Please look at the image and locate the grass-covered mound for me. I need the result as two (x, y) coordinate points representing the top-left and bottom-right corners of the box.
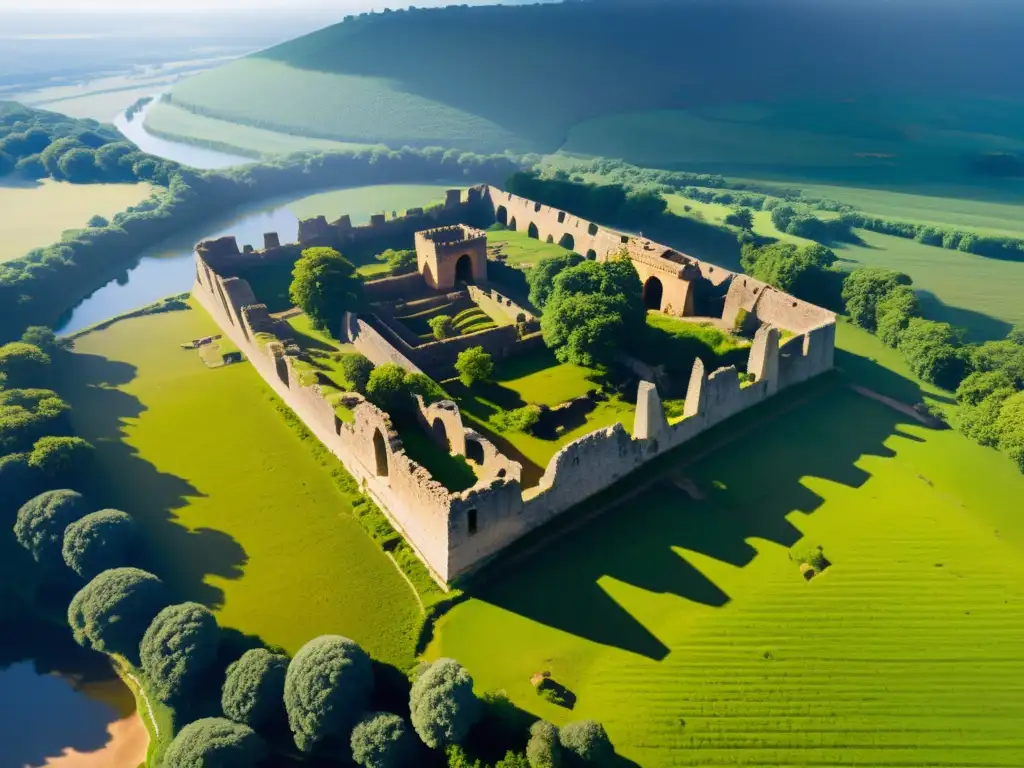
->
(160, 2), (1024, 160)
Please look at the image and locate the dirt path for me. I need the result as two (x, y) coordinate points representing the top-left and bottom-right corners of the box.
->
(848, 383), (936, 425)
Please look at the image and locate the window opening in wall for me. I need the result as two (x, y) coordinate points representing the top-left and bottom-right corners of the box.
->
(373, 428), (389, 477)
(468, 508), (478, 535)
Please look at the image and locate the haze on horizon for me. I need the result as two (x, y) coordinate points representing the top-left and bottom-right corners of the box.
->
(0, 0), (516, 11)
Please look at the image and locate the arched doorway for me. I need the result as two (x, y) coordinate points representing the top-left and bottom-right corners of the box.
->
(496, 206), (508, 226)
(372, 428), (389, 477)
(643, 276), (664, 310)
(527, 222), (539, 240)
(559, 233), (575, 251)
(465, 438), (485, 464)
(432, 418), (451, 451)
(545, 234), (554, 244)
(455, 254), (474, 283)
(508, 216), (517, 231)
(585, 249), (597, 261)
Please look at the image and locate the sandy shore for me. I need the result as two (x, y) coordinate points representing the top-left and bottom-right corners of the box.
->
(42, 713), (148, 768)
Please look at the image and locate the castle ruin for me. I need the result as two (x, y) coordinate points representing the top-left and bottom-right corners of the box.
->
(193, 185), (836, 586)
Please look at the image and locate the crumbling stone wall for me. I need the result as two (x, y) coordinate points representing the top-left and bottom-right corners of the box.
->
(415, 225), (489, 290)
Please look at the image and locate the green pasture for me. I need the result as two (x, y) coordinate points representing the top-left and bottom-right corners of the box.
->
(430, 326), (1024, 767)
(56, 304), (420, 668)
(487, 228), (575, 267)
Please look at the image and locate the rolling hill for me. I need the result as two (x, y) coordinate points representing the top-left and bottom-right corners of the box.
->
(160, 0), (1024, 164)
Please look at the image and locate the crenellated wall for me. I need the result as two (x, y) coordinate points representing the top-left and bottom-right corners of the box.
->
(192, 183), (837, 586)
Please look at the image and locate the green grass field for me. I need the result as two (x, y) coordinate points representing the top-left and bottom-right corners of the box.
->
(0, 178), (156, 261)
(487, 228), (575, 266)
(56, 304), (420, 668)
(429, 325), (1024, 767)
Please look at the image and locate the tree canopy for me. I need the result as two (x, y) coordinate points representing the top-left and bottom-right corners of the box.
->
(455, 346), (494, 387)
(0, 388), (70, 455)
(221, 648), (289, 730)
(740, 242), (841, 308)
(350, 712), (416, 768)
(140, 602), (221, 703)
(13, 488), (88, 569)
(27, 435), (94, 478)
(558, 720), (614, 766)
(284, 635), (374, 753)
(67, 567), (167, 661)
(340, 353), (374, 393)
(289, 247), (363, 334)
(409, 658), (481, 749)
(841, 268), (912, 332)
(162, 717), (266, 768)
(365, 363), (444, 416)
(0, 342), (51, 388)
(61, 508), (136, 579)
(897, 318), (967, 390)
(527, 252), (584, 309)
(527, 720), (563, 768)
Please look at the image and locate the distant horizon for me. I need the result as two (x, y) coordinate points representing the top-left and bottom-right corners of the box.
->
(0, 0), (536, 11)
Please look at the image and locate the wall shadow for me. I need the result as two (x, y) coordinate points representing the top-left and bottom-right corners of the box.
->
(467, 362), (938, 660)
(55, 351), (248, 611)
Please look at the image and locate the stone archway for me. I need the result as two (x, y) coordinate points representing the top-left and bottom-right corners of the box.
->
(372, 428), (389, 477)
(585, 249), (597, 261)
(432, 418), (451, 451)
(559, 233), (575, 251)
(455, 254), (474, 284)
(496, 205), (508, 225)
(508, 216), (517, 231)
(465, 438), (485, 464)
(545, 234), (554, 244)
(528, 222), (539, 240)
(643, 276), (664, 310)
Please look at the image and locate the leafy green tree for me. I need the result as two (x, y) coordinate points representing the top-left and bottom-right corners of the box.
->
(366, 364), (411, 413)
(61, 509), (136, 579)
(455, 346), (494, 387)
(163, 717), (266, 768)
(40, 137), (85, 177)
(1007, 325), (1024, 346)
(409, 658), (481, 749)
(57, 148), (98, 182)
(21, 326), (70, 353)
(140, 602), (220, 703)
(14, 489), (88, 569)
(350, 712), (416, 768)
(222, 648), (289, 730)
(284, 635), (374, 753)
(841, 268), (912, 331)
(491, 404), (541, 434)
(874, 285), (919, 348)
(28, 436), (94, 478)
(375, 248), (417, 276)
(897, 318), (967, 390)
(527, 253), (583, 309)
(558, 721), (613, 766)
(956, 370), (1015, 407)
(527, 720), (563, 768)
(339, 353), (374, 393)
(958, 388), (1014, 447)
(289, 247), (363, 333)
(997, 391), (1024, 472)
(0, 452), (34, 511)
(67, 567), (167, 661)
(724, 207), (755, 230)
(0, 342), (51, 387)
(430, 314), (456, 341)
(0, 388), (70, 453)
(86, 215), (109, 228)
(969, 340), (1024, 387)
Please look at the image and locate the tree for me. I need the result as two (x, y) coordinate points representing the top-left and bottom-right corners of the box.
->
(491, 404), (541, 434)
(61, 509), (136, 579)
(958, 388), (1014, 447)
(340, 354), (374, 393)
(0, 342), (51, 387)
(284, 635), (374, 753)
(1007, 325), (1024, 346)
(841, 268), (912, 331)
(997, 391), (1024, 472)
(409, 658), (481, 749)
(724, 207), (754, 230)
(222, 648), (289, 730)
(740, 242), (840, 307)
(14, 489), (88, 569)
(969, 340), (1024, 387)
(558, 721), (613, 766)
(289, 247), (362, 333)
(67, 567), (167, 661)
(455, 347), (494, 387)
(28, 436), (94, 478)
(0, 388), (70, 453)
(40, 137), (85, 177)
(897, 318), (967, 390)
(430, 314), (456, 341)
(351, 712), (416, 768)
(527, 253), (583, 309)
(57, 148), (98, 182)
(366, 363), (411, 413)
(21, 326), (70, 353)
(162, 717), (266, 768)
(375, 248), (418, 276)
(87, 215), (109, 228)
(527, 720), (563, 768)
(140, 602), (220, 703)
(874, 285), (919, 348)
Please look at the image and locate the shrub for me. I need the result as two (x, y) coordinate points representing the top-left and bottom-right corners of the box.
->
(350, 712), (416, 768)
(289, 247), (362, 333)
(28, 436), (94, 478)
(14, 489), (88, 569)
(340, 353), (374, 393)
(61, 509), (136, 579)
(558, 721), (613, 765)
(376, 248), (417, 276)
(366, 363), (410, 413)
(527, 720), (563, 768)
(430, 314), (456, 341)
(723, 207), (754, 230)
(455, 346), (494, 387)
(67, 567), (167, 661)
(222, 648), (289, 730)
(140, 602), (220, 703)
(409, 658), (481, 749)
(163, 717), (266, 768)
(491, 405), (542, 434)
(284, 635), (374, 753)
(0, 342), (51, 387)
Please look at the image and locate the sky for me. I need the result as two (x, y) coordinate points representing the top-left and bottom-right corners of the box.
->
(0, 0), (503, 10)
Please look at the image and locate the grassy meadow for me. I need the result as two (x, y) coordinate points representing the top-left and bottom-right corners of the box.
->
(56, 304), (421, 668)
(487, 228), (574, 267)
(0, 179), (156, 261)
(430, 325), (1024, 767)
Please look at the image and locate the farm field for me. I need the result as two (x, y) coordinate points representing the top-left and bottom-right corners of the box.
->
(429, 326), (1024, 767)
(0, 179), (156, 261)
(56, 303), (421, 668)
(284, 184), (455, 223)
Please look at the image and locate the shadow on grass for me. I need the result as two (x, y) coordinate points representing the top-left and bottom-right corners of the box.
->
(55, 352), (248, 611)
(915, 290), (1014, 343)
(466, 355), (942, 660)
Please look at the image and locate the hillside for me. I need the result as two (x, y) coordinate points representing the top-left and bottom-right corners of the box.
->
(162, 0), (1024, 164)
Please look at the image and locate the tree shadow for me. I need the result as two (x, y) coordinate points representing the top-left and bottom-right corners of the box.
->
(466, 362), (940, 660)
(915, 290), (1013, 342)
(54, 351), (248, 611)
